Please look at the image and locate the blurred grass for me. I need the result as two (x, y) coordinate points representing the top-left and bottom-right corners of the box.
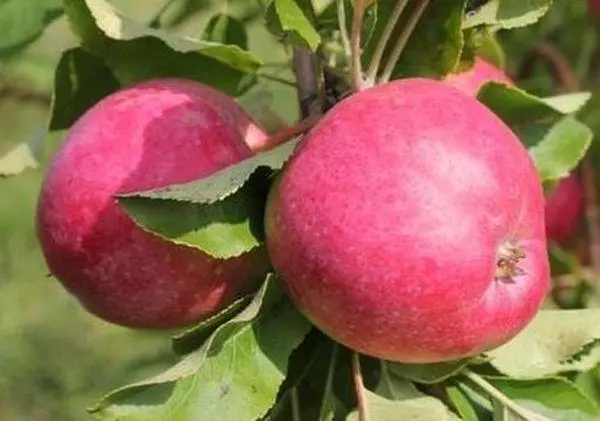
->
(0, 1), (298, 420)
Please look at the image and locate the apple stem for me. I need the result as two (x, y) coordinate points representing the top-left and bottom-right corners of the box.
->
(251, 114), (320, 154)
(462, 370), (539, 419)
(337, 0), (352, 63)
(352, 352), (371, 421)
(378, 0), (431, 84)
(364, 0), (410, 86)
(291, 387), (302, 421)
(350, 1), (368, 91)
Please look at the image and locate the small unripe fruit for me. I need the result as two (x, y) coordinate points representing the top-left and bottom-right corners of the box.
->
(444, 57), (514, 95)
(266, 79), (549, 363)
(37, 78), (269, 329)
(544, 174), (584, 243)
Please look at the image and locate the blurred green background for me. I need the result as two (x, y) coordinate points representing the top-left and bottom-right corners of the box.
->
(0, 1), (298, 420)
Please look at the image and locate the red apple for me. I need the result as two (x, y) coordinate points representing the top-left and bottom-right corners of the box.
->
(589, 0), (600, 17)
(265, 79), (549, 363)
(545, 174), (584, 243)
(444, 57), (514, 96)
(37, 78), (270, 329)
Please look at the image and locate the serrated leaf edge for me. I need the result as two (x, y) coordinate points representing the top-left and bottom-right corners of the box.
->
(89, 276), (279, 413)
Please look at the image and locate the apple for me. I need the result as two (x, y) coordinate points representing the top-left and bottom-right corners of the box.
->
(589, 0), (600, 17)
(265, 78), (549, 363)
(444, 57), (514, 95)
(37, 78), (270, 329)
(444, 59), (584, 244)
(545, 174), (584, 243)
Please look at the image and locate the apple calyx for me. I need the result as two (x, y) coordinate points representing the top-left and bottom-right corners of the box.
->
(495, 242), (526, 282)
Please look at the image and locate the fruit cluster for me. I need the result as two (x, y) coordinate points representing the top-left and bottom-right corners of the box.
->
(36, 59), (579, 363)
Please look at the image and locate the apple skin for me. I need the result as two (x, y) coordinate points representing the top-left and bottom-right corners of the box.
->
(37, 78), (270, 329)
(444, 57), (514, 95)
(589, 0), (600, 17)
(265, 78), (549, 363)
(444, 59), (585, 244)
(545, 174), (584, 243)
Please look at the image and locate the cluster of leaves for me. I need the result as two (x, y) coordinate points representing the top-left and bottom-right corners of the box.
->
(5, 0), (600, 420)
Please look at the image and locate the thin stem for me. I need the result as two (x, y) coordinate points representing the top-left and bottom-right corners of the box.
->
(352, 353), (371, 421)
(379, 0), (430, 84)
(350, 2), (367, 91)
(252, 114), (320, 153)
(531, 42), (579, 91)
(0, 76), (51, 105)
(462, 370), (539, 419)
(318, 344), (340, 419)
(291, 387), (302, 421)
(337, 0), (352, 63)
(365, 0), (410, 84)
(257, 72), (297, 87)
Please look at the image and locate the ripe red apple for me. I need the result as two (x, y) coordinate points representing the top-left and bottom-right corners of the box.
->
(37, 78), (270, 329)
(265, 79), (549, 363)
(444, 57), (514, 95)
(545, 174), (584, 243)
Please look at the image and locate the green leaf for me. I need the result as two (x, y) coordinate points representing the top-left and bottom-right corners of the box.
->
(486, 309), (600, 379)
(63, 0), (261, 96)
(120, 139), (298, 205)
(172, 294), (253, 355)
(445, 384), (480, 421)
(478, 83), (564, 141)
(362, 0), (465, 79)
(0, 0), (63, 56)
(463, 0), (552, 30)
(574, 370), (600, 406)
(263, 333), (349, 421)
(542, 93), (592, 115)
(388, 359), (472, 385)
(274, 0), (321, 51)
(118, 139), (299, 259)
(346, 390), (461, 421)
(348, 373), (461, 421)
(202, 14), (248, 49)
(0, 142), (38, 177)
(477, 84), (592, 180)
(487, 376), (600, 421)
(49, 47), (121, 131)
(578, 91), (600, 137)
(529, 117), (593, 181)
(119, 176), (268, 259)
(91, 277), (312, 421)
(491, 400), (551, 421)
(457, 380), (494, 413)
